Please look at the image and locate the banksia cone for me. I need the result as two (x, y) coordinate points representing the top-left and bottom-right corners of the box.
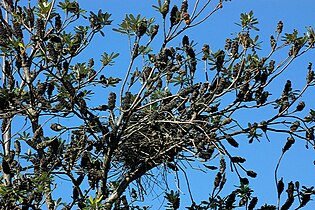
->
(202, 44), (210, 60)
(279, 96), (289, 113)
(225, 193), (236, 209)
(47, 81), (55, 99)
(283, 80), (292, 94)
(14, 140), (21, 156)
(221, 117), (232, 126)
(246, 170), (257, 178)
(69, 1), (80, 14)
(277, 20), (283, 34)
(290, 121), (300, 132)
(26, 8), (34, 29)
(283, 137), (295, 153)
(231, 41), (239, 57)
(225, 38), (232, 51)
(55, 14), (62, 32)
(248, 197), (258, 210)
(216, 50), (225, 71)
(150, 24), (159, 40)
(270, 35), (276, 49)
(36, 18), (45, 39)
(268, 60), (275, 73)
(80, 152), (90, 168)
(260, 71), (268, 85)
(231, 156), (246, 163)
(108, 92), (116, 110)
(287, 181), (294, 198)
(214, 172), (222, 188)
(225, 134), (239, 148)
(307, 62), (314, 83)
(220, 157), (226, 173)
(50, 123), (66, 131)
(296, 101), (305, 111)
(47, 42), (57, 62)
(182, 12), (191, 25)
(180, 0), (188, 13)
(277, 178), (284, 199)
(240, 177), (249, 185)
(86, 58), (94, 69)
(182, 35), (189, 47)
(306, 127), (314, 140)
(170, 5), (179, 26)
(137, 19), (147, 37)
(70, 33), (82, 55)
(2, 160), (10, 174)
(13, 19), (23, 39)
(161, 0), (170, 19)
(132, 42), (139, 59)
(122, 92), (132, 110)
(63, 61), (69, 75)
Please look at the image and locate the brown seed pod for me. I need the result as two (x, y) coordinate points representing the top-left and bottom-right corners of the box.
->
(277, 20), (283, 34)
(225, 193), (236, 209)
(270, 35), (276, 49)
(246, 170), (257, 178)
(240, 177), (249, 185)
(296, 101), (305, 111)
(231, 156), (246, 163)
(2, 160), (11, 174)
(219, 157), (226, 173)
(170, 5), (179, 26)
(213, 172), (222, 188)
(277, 178), (284, 199)
(283, 137), (295, 153)
(108, 92), (116, 110)
(13, 18), (23, 39)
(182, 12), (191, 25)
(36, 18), (45, 38)
(137, 19), (147, 37)
(14, 140), (21, 156)
(306, 127), (314, 140)
(290, 121), (300, 132)
(150, 24), (159, 40)
(160, 0), (170, 19)
(248, 197), (258, 210)
(225, 134), (239, 148)
(180, 0), (188, 13)
(55, 14), (62, 32)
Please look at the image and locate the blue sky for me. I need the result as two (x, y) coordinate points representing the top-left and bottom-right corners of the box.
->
(46, 0), (315, 209)
(73, 0), (315, 209)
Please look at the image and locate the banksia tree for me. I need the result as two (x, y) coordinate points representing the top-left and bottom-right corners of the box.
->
(0, 0), (315, 210)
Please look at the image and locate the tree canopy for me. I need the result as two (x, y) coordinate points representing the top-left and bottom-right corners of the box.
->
(0, 0), (315, 209)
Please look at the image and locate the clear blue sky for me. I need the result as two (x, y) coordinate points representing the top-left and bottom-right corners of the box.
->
(54, 0), (315, 209)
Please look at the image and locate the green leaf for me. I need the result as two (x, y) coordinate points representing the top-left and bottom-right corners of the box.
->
(101, 52), (120, 66)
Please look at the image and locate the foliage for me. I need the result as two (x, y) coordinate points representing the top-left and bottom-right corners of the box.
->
(0, 0), (315, 209)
